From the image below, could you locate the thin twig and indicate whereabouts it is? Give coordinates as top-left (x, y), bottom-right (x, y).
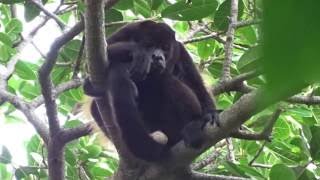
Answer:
top-left (28, 0), bottom-right (65, 29)
top-left (248, 141), bottom-right (266, 165)
top-left (72, 36), bottom-right (85, 79)
top-left (31, 79), bottom-right (83, 107)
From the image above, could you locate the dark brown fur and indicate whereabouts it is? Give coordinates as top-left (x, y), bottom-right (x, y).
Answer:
top-left (84, 21), bottom-right (218, 161)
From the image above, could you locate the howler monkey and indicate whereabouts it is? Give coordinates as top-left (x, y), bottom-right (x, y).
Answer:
top-left (84, 21), bottom-right (219, 161)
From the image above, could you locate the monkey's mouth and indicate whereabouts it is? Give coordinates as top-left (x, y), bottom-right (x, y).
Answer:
top-left (151, 59), bottom-right (166, 74)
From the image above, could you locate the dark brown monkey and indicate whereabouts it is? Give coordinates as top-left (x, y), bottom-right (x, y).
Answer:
top-left (84, 21), bottom-right (219, 161)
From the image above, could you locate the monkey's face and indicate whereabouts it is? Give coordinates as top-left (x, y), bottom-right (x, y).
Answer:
top-left (135, 21), bottom-right (177, 74)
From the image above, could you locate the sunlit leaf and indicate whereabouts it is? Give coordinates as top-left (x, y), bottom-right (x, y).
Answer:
top-left (162, 0), bottom-right (218, 21)
top-left (270, 164), bottom-right (296, 180)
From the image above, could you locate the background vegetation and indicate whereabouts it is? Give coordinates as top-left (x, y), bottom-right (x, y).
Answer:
top-left (0, 0), bottom-right (319, 179)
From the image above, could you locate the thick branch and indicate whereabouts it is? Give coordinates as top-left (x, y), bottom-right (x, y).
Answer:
top-left (85, 0), bottom-right (108, 90)
top-left (0, 90), bottom-right (49, 143)
top-left (84, 0), bottom-right (140, 175)
top-left (191, 171), bottom-right (249, 180)
top-left (61, 123), bottom-right (93, 143)
top-left (38, 21), bottom-right (83, 134)
top-left (221, 0), bottom-right (239, 81)
top-left (168, 89), bottom-right (269, 165)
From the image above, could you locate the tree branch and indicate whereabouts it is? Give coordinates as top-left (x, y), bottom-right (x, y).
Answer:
top-left (287, 94), bottom-right (320, 105)
top-left (191, 147), bottom-right (222, 170)
top-left (85, 0), bottom-right (108, 90)
top-left (235, 19), bottom-right (262, 29)
top-left (38, 21), bottom-right (83, 134)
top-left (248, 141), bottom-right (267, 166)
top-left (191, 171), bottom-right (250, 180)
top-left (221, 0), bottom-right (239, 82)
top-left (60, 123), bottom-right (93, 143)
top-left (31, 79), bottom-right (83, 107)
top-left (0, 90), bottom-right (49, 143)
top-left (212, 70), bottom-right (260, 95)
top-left (28, 0), bottom-right (65, 29)
top-left (38, 20), bottom-right (85, 179)
top-left (230, 108), bottom-right (281, 141)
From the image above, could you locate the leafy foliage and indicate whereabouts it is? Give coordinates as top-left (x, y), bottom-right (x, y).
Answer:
top-left (0, 0), bottom-right (319, 179)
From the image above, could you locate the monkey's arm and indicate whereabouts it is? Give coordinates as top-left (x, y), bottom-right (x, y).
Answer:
top-left (84, 63), bottom-right (168, 161)
top-left (107, 41), bottom-right (136, 62)
top-left (177, 43), bottom-right (219, 125)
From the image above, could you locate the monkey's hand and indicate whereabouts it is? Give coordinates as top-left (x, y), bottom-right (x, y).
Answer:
top-left (182, 121), bottom-right (205, 149)
top-left (83, 78), bottom-right (106, 97)
top-left (129, 48), bottom-right (152, 82)
top-left (202, 109), bottom-right (222, 128)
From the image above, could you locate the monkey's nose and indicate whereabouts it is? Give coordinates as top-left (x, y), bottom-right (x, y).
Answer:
top-left (152, 54), bottom-right (164, 62)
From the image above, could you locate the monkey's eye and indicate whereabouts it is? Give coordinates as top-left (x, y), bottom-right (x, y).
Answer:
top-left (162, 44), bottom-right (170, 51)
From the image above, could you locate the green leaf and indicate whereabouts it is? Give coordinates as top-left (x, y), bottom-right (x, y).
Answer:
top-left (266, 141), bottom-right (305, 163)
top-left (0, 32), bottom-right (13, 46)
top-left (0, 164), bottom-right (11, 180)
top-left (150, 0), bottom-right (163, 10)
top-left (65, 148), bottom-right (77, 166)
top-left (64, 120), bottom-right (83, 129)
top-left (0, 0), bottom-right (23, 4)
top-left (89, 163), bottom-right (113, 176)
top-left (24, 1), bottom-right (41, 22)
top-left (270, 164), bottom-right (296, 180)
top-left (214, 0), bottom-right (244, 31)
top-left (263, 1), bottom-right (320, 100)
top-left (5, 19), bottom-right (23, 36)
top-left (236, 26), bottom-right (257, 45)
top-left (173, 21), bottom-right (189, 33)
top-left (0, 45), bottom-right (14, 63)
top-left (106, 9), bottom-right (123, 23)
top-left (273, 116), bottom-right (290, 140)
top-left (19, 82), bottom-right (40, 99)
top-left (298, 169), bottom-right (317, 180)
top-left (61, 40), bottom-right (82, 61)
top-left (52, 67), bottom-right (71, 84)
top-left (310, 126), bottom-right (320, 161)
top-left (134, 0), bottom-right (151, 18)
top-left (26, 135), bottom-right (41, 154)
top-left (197, 39), bottom-right (215, 59)
top-left (237, 45), bottom-right (262, 73)
top-left (0, 146), bottom-right (12, 164)
top-left (161, 0), bottom-right (218, 21)
top-left (69, 88), bottom-right (83, 101)
top-left (312, 108), bottom-right (320, 124)
top-left (86, 145), bottom-right (103, 158)
top-left (114, 0), bottom-right (134, 10)
top-left (15, 167), bottom-right (40, 179)
top-left (237, 164), bottom-right (264, 179)
top-left (223, 161), bottom-right (249, 178)
top-left (15, 61), bottom-right (37, 80)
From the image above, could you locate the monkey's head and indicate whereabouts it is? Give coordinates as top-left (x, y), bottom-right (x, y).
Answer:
top-left (131, 21), bottom-right (178, 73)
